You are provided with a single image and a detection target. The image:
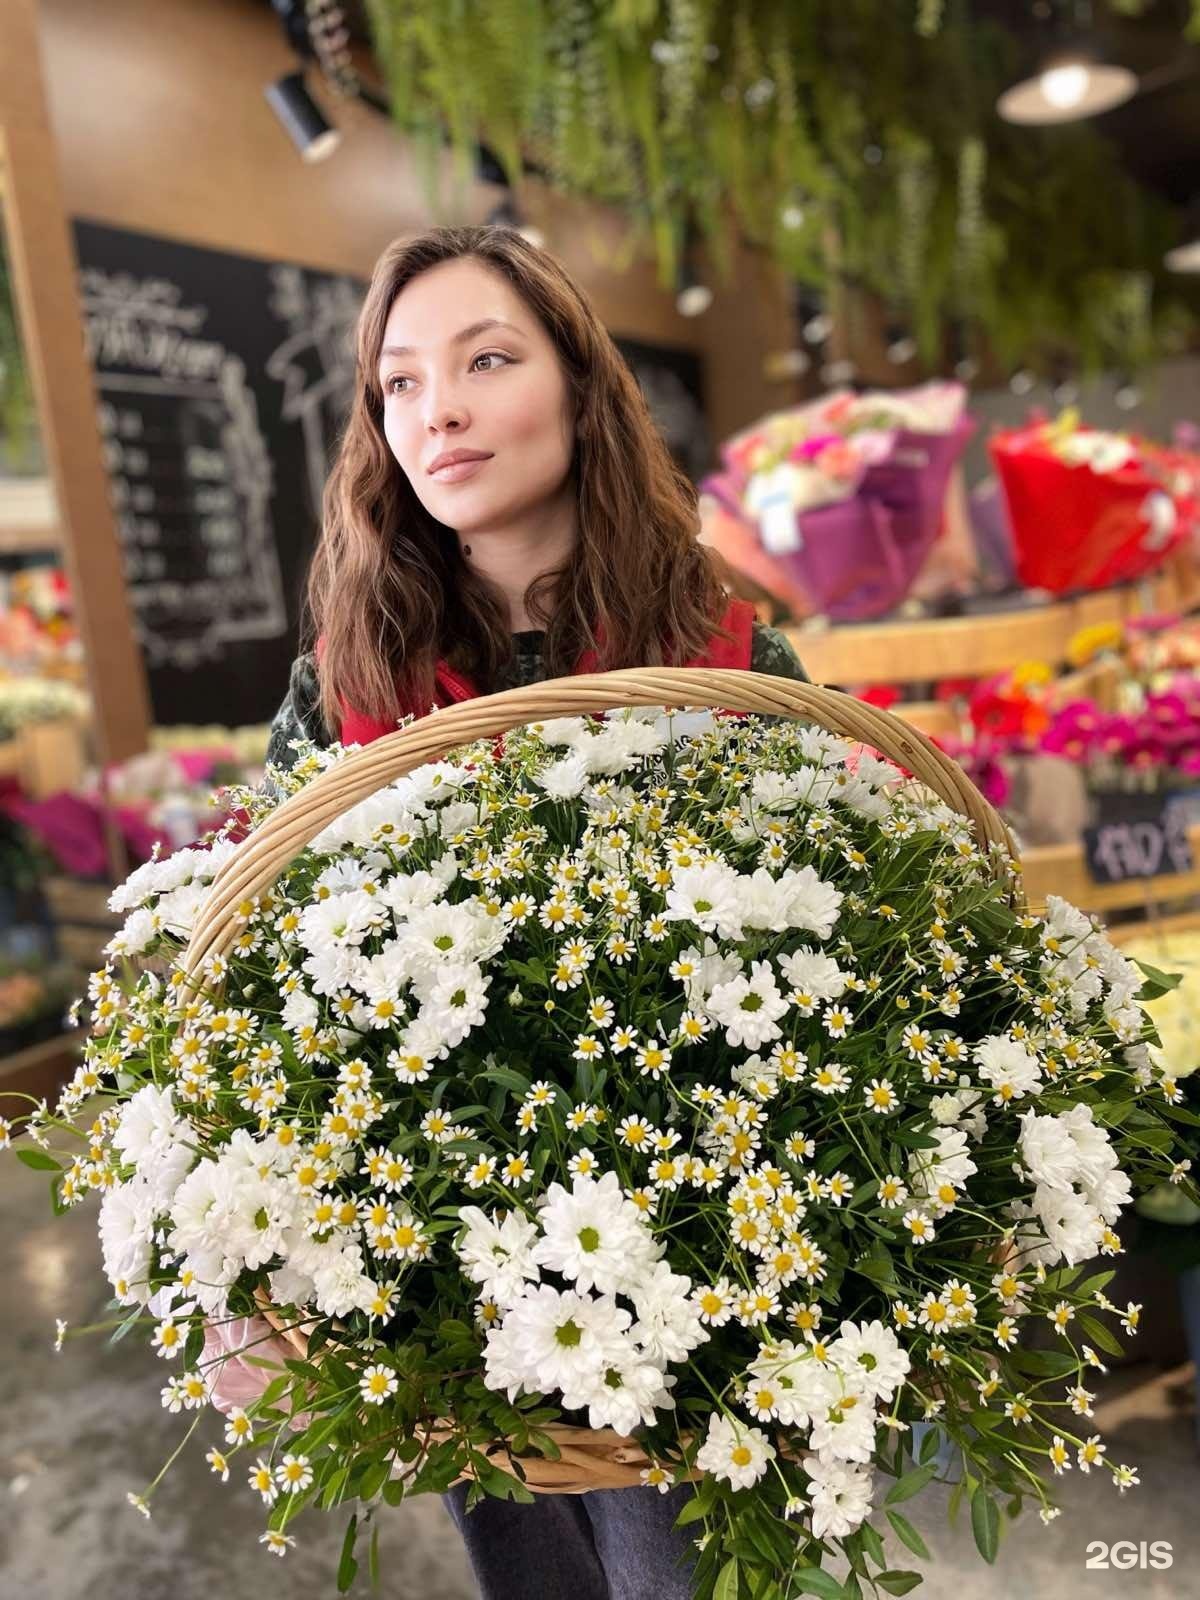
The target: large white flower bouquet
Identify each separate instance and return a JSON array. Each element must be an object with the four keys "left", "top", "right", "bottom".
[{"left": 5, "top": 672, "right": 1197, "bottom": 1599}]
